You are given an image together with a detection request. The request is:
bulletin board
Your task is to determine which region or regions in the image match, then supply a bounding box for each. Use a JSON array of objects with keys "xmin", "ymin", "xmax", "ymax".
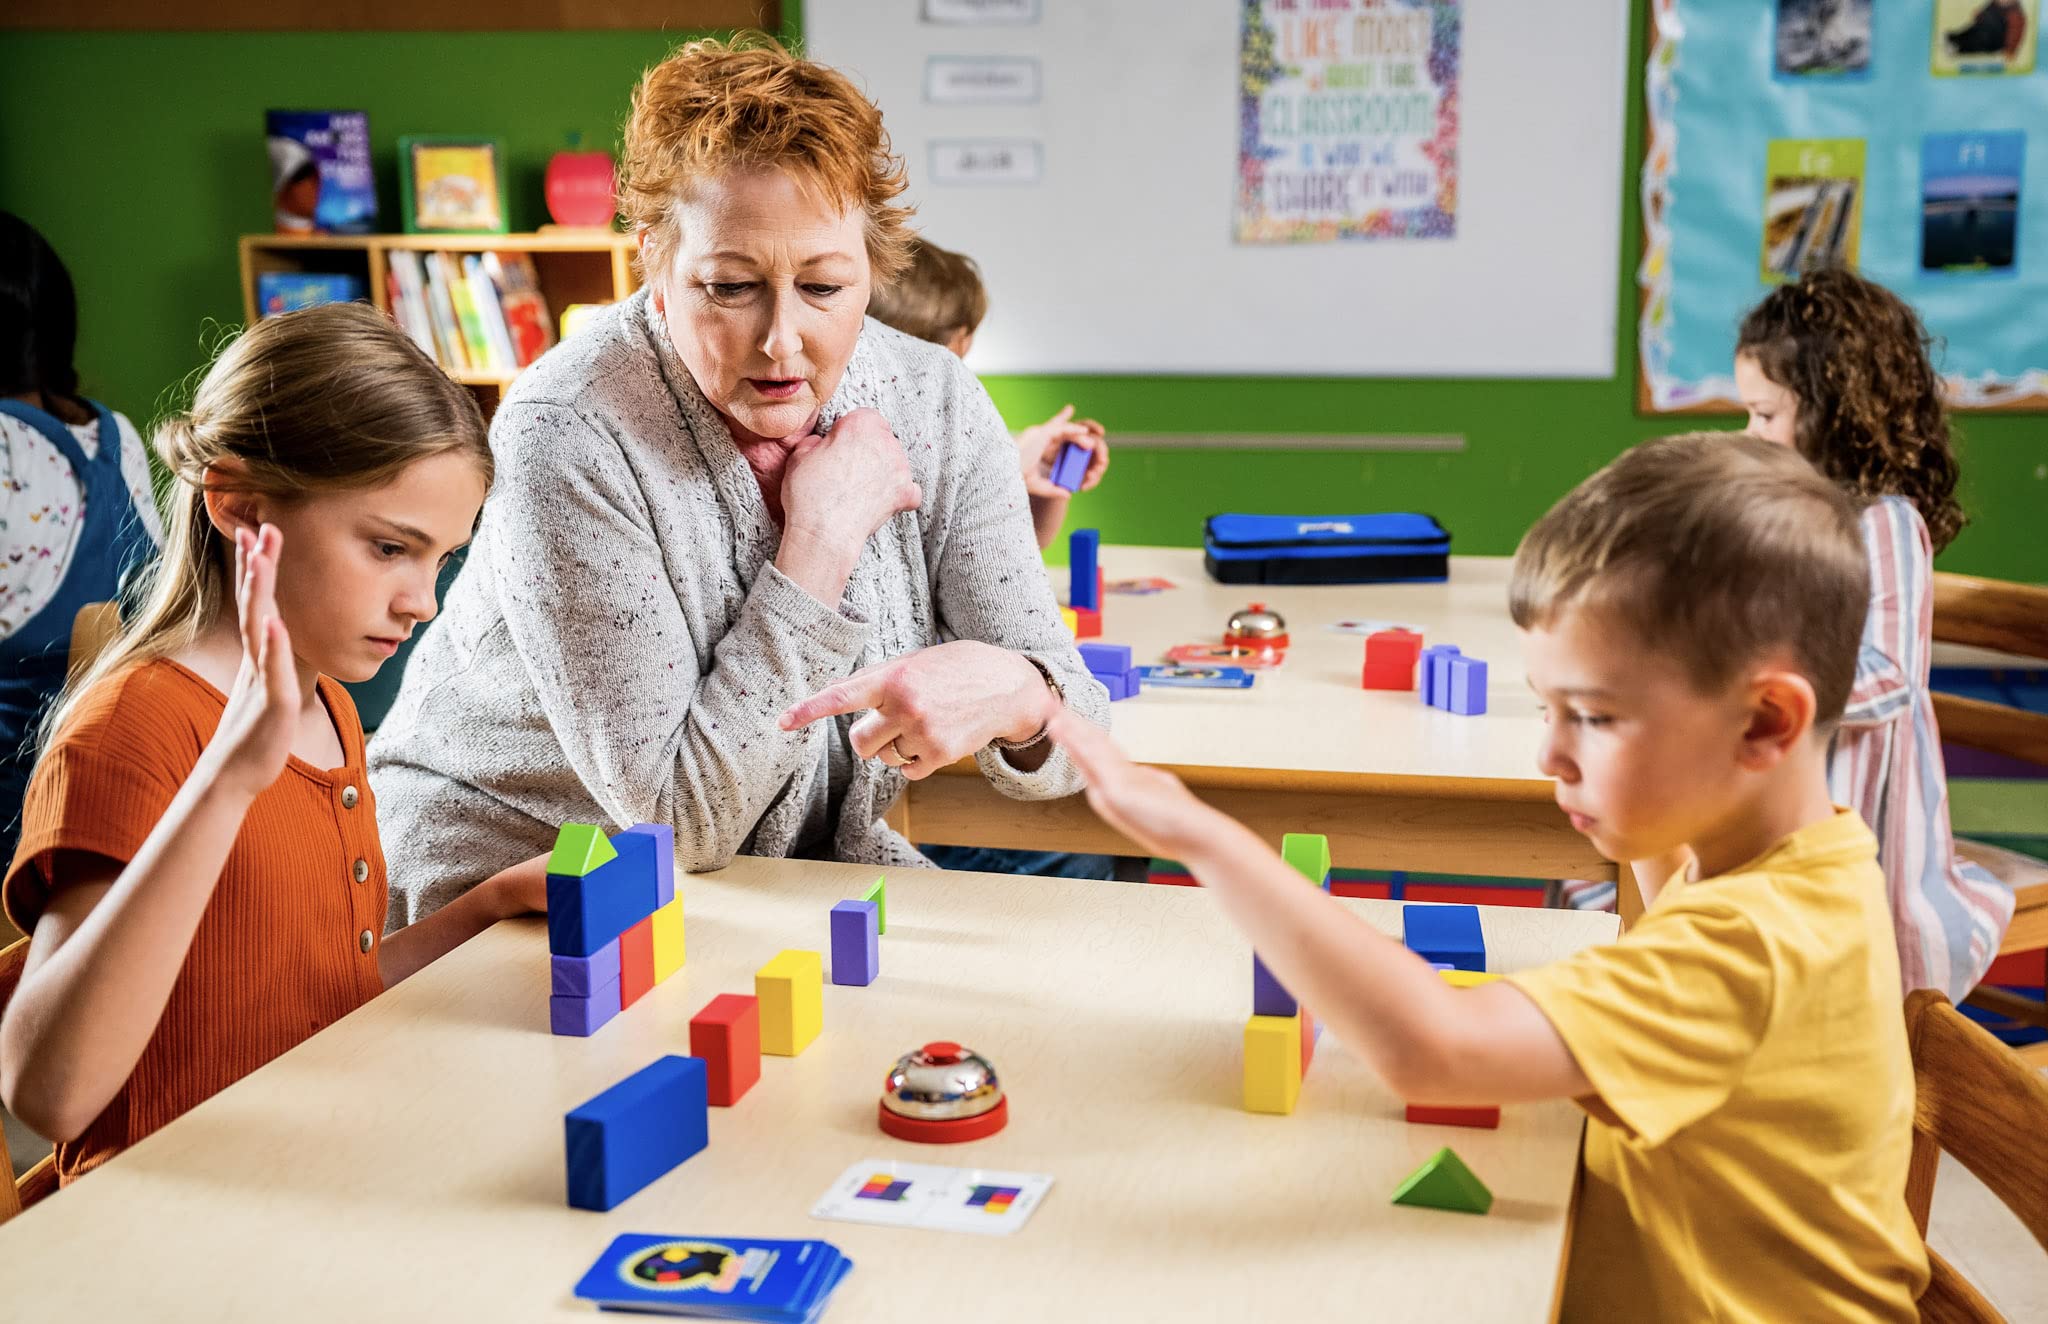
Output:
[{"xmin": 1639, "ymin": 0, "xmax": 2048, "ymax": 412}]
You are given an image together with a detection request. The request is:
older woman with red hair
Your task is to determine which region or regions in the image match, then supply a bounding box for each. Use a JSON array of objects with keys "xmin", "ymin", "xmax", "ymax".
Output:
[{"xmin": 371, "ymin": 37, "xmax": 1106, "ymax": 922}]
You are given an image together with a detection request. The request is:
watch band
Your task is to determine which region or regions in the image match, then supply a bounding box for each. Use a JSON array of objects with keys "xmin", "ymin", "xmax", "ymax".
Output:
[{"xmin": 990, "ymin": 654, "xmax": 1062, "ymax": 752}]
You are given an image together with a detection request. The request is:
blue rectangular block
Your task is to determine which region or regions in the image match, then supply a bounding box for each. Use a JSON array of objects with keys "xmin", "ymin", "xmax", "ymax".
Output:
[
  {"xmin": 551, "ymin": 980, "xmax": 622, "ymax": 1037},
  {"xmin": 1445, "ymin": 656, "xmax": 1488, "ymax": 716},
  {"xmin": 1050, "ymin": 442, "xmax": 1089, "ymax": 494},
  {"xmin": 553, "ymin": 939, "xmax": 622, "ymax": 997},
  {"xmin": 1403, "ymin": 903, "xmax": 1486, "ymax": 972},
  {"xmin": 548, "ymin": 834, "xmax": 662, "ymax": 958},
  {"xmin": 1420, "ymin": 644, "xmax": 1462, "ymax": 709},
  {"xmin": 1078, "ymin": 641, "xmax": 1131, "ymax": 676},
  {"xmin": 616, "ymin": 822, "xmax": 676, "ymax": 908},
  {"xmin": 1099, "ymin": 667, "xmax": 1140, "ymax": 702},
  {"xmin": 1252, "ymin": 953, "xmax": 1297, "ymax": 1017},
  {"xmin": 565, "ymin": 1055, "xmax": 709, "ymax": 1211},
  {"xmin": 830, "ymin": 899, "xmax": 880, "ymax": 987},
  {"xmin": 1069, "ymin": 527, "xmax": 1100, "ymax": 610}
]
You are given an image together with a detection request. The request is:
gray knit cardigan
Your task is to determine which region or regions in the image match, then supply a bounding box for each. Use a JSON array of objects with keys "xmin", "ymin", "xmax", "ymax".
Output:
[{"xmin": 367, "ymin": 290, "xmax": 1106, "ymax": 927}]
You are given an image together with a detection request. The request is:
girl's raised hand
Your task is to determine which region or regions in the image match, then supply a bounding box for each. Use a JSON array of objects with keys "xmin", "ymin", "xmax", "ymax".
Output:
[{"xmin": 208, "ymin": 525, "xmax": 302, "ymax": 799}]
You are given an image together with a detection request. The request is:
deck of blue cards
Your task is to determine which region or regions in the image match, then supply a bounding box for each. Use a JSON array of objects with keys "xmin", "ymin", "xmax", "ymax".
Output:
[{"xmin": 573, "ymin": 1234, "xmax": 852, "ymax": 1321}]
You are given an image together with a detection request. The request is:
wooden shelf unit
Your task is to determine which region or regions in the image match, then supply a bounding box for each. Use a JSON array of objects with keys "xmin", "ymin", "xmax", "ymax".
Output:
[{"xmin": 237, "ymin": 231, "xmax": 640, "ymax": 412}]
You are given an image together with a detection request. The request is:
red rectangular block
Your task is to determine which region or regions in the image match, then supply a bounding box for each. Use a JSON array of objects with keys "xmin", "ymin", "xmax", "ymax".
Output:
[
  {"xmin": 619, "ymin": 915, "xmax": 655, "ymax": 1008},
  {"xmin": 1362, "ymin": 629, "xmax": 1423, "ymax": 690},
  {"xmin": 1331, "ymin": 881, "xmax": 1394, "ymax": 900},
  {"xmin": 1406, "ymin": 1102, "xmax": 1501, "ymax": 1129},
  {"xmin": 691, "ymin": 993, "xmax": 762, "ymax": 1106},
  {"xmin": 1072, "ymin": 606, "xmax": 1101, "ymax": 638}
]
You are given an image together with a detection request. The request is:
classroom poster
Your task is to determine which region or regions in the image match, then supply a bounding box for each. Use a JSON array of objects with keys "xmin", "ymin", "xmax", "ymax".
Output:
[
  {"xmin": 1930, "ymin": 0, "xmax": 2039, "ymax": 76},
  {"xmin": 1235, "ymin": 0, "xmax": 1461, "ymax": 244},
  {"xmin": 1921, "ymin": 131, "xmax": 2024, "ymax": 273},
  {"xmin": 1761, "ymin": 138, "xmax": 1866, "ymax": 281}
]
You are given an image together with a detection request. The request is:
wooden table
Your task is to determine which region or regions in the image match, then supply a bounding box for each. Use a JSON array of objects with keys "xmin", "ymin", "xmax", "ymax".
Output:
[
  {"xmin": 902, "ymin": 547, "xmax": 1615, "ymax": 884},
  {"xmin": 0, "ymin": 857, "xmax": 1617, "ymax": 1322}
]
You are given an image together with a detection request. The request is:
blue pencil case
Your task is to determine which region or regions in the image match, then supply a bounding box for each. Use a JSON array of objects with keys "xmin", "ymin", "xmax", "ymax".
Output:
[{"xmin": 1203, "ymin": 513, "xmax": 1451, "ymax": 585}]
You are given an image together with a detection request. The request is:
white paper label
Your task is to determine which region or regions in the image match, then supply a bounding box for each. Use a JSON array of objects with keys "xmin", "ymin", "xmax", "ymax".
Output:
[
  {"xmin": 929, "ymin": 140, "xmax": 1044, "ymax": 186},
  {"xmin": 925, "ymin": 56, "xmax": 1042, "ymax": 104},
  {"xmin": 922, "ymin": 0, "xmax": 1040, "ymax": 24}
]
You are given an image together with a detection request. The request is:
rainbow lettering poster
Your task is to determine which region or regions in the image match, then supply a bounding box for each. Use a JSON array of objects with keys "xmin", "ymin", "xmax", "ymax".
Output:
[{"xmin": 1235, "ymin": 0, "xmax": 1460, "ymax": 245}]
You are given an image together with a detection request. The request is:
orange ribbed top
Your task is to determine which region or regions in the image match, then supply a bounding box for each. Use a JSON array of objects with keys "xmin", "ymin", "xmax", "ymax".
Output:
[{"xmin": 3, "ymin": 660, "xmax": 388, "ymax": 1184}]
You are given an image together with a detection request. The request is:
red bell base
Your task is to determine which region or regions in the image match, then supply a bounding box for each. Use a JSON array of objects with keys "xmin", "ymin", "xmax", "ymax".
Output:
[{"xmin": 877, "ymin": 1096, "xmax": 1010, "ymax": 1143}]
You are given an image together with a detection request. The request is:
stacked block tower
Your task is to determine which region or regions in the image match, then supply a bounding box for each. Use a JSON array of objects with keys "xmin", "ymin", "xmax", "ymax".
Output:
[{"xmin": 547, "ymin": 821, "xmax": 684, "ymax": 1037}]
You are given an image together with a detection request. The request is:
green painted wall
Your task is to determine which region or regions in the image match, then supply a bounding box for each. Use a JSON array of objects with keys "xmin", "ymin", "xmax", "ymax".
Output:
[{"xmin": 2, "ymin": 6, "xmax": 2041, "ymax": 579}]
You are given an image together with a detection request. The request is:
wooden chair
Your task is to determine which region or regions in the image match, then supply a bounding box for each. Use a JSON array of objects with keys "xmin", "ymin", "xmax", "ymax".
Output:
[
  {"xmin": 1930, "ymin": 572, "xmax": 2048, "ymax": 1064},
  {"xmin": 1904, "ymin": 989, "xmax": 2048, "ymax": 1323},
  {"xmin": 0, "ymin": 936, "xmax": 58, "ymax": 1224}
]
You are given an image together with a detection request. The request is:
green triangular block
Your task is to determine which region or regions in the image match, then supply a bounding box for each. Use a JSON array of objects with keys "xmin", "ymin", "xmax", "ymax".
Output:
[
  {"xmin": 547, "ymin": 823, "xmax": 617, "ymax": 878},
  {"xmin": 861, "ymin": 875, "xmax": 886, "ymax": 934},
  {"xmin": 1391, "ymin": 1146, "xmax": 1493, "ymax": 1215},
  {"xmin": 1281, "ymin": 833, "xmax": 1331, "ymax": 889}
]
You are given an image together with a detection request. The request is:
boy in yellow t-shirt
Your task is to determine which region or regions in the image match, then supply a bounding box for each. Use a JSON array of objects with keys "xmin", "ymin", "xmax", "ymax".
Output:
[{"xmin": 1048, "ymin": 433, "xmax": 1929, "ymax": 1322}]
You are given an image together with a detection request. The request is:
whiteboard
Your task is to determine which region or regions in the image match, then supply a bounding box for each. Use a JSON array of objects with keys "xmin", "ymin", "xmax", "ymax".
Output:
[{"xmin": 808, "ymin": 0, "xmax": 1630, "ymax": 377}]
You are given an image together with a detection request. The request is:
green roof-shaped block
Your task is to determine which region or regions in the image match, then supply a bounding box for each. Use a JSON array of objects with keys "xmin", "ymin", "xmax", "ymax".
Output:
[
  {"xmin": 1281, "ymin": 833, "xmax": 1331, "ymax": 889},
  {"xmin": 861, "ymin": 875, "xmax": 886, "ymax": 934},
  {"xmin": 548, "ymin": 823, "xmax": 617, "ymax": 878},
  {"xmin": 1391, "ymin": 1146, "xmax": 1493, "ymax": 1215}
]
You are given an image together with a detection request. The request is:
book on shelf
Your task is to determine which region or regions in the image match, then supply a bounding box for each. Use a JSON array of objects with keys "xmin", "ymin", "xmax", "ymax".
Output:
[
  {"xmin": 483, "ymin": 251, "xmax": 559, "ymax": 368},
  {"xmin": 462, "ymin": 254, "xmax": 520, "ymax": 375},
  {"xmin": 258, "ymin": 271, "xmax": 367, "ymax": 316},
  {"xmin": 384, "ymin": 250, "xmax": 438, "ymax": 358},
  {"xmin": 419, "ymin": 252, "xmax": 472, "ymax": 373}
]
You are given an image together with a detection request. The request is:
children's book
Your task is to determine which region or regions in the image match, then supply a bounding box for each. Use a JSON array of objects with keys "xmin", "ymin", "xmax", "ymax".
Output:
[
  {"xmin": 265, "ymin": 110, "xmax": 377, "ymax": 234},
  {"xmin": 483, "ymin": 251, "xmax": 558, "ymax": 368}
]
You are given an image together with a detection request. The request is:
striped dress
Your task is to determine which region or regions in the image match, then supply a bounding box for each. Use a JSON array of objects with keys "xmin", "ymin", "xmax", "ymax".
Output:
[{"xmin": 1831, "ymin": 497, "xmax": 2013, "ymax": 1002}]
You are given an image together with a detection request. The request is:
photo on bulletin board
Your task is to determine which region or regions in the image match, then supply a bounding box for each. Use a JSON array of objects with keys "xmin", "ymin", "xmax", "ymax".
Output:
[
  {"xmin": 1931, "ymin": 0, "xmax": 2038, "ymax": 76},
  {"xmin": 1775, "ymin": 0, "xmax": 1873, "ymax": 78},
  {"xmin": 1639, "ymin": 0, "xmax": 2048, "ymax": 412},
  {"xmin": 1921, "ymin": 131, "xmax": 2023, "ymax": 274},
  {"xmin": 399, "ymin": 136, "xmax": 509, "ymax": 234},
  {"xmin": 1761, "ymin": 138, "xmax": 1865, "ymax": 281}
]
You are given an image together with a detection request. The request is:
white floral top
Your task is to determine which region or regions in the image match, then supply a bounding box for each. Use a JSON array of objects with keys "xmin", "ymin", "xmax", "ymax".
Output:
[{"xmin": 0, "ymin": 405, "xmax": 164, "ymax": 637}]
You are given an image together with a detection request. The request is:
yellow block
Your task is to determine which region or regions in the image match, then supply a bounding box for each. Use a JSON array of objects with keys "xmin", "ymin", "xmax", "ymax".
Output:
[
  {"xmin": 1243, "ymin": 1014, "xmax": 1301, "ymax": 1115},
  {"xmin": 756, "ymin": 949, "xmax": 823, "ymax": 1056},
  {"xmin": 1060, "ymin": 606, "xmax": 1078, "ymax": 636},
  {"xmin": 650, "ymin": 898, "xmax": 685, "ymax": 984},
  {"xmin": 1439, "ymin": 969, "xmax": 1502, "ymax": 988}
]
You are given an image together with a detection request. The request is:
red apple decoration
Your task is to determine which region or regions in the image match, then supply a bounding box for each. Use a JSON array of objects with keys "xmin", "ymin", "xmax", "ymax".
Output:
[{"xmin": 545, "ymin": 151, "xmax": 617, "ymax": 228}]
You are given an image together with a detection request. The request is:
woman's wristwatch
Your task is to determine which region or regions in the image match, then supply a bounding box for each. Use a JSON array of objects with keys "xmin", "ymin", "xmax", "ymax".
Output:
[{"xmin": 990, "ymin": 654, "xmax": 1063, "ymax": 752}]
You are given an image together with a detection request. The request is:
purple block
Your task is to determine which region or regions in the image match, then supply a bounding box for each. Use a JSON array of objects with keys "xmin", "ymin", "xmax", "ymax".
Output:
[
  {"xmin": 1252, "ymin": 953, "xmax": 1297, "ymax": 1018},
  {"xmin": 1100, "ymin": 667, "xmax": 1140, "ymax": 702},
  {"xmin": 553, "ymin": 939, "xmax": 622, "ymax": 997},
  {"xmin": 1050, "ymin": 441, "xmax": 1089, "ymax": 493},
  {"xmin": 831, "ymin": 899, "xmax": 879, "ymax": 987},
  {"xmin": 618, "ymin": 822, "xmax": 676, "ymax": 908},
  {"xmin": 1446, "ymin": 656, "xmax": 1488, "ymax": 716},
  {"xmin": 1078, "ymin": 642, "xmax": 1132, "ymax": 675},
  {"xmin": 551, "ymin": 979, "xmax": 622, "ymax": 1037},
  {"xmin": 1069, "ymin": 528, "xmax": 1100, "ymax": 611},
  {"xmin": 1420, "ymin": 645, "xmax": 1462, "ymax": 709}
]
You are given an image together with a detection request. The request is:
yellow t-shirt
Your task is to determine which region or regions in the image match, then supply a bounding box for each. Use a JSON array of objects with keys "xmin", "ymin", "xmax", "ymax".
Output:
[{"xmin": 1508, "ymin": 810, "xmax": 1928, "ymax": 1323}]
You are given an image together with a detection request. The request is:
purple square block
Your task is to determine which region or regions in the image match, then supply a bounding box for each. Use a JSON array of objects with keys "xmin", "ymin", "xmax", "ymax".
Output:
[
  {"xmin": 1050, "ymin": 441, "xmax": 1089, "ymax": 493},
  {"xmin": 831, "ymin": 899, "xmax": 879, "ymax": 987},
  {"xmin": 1420, "ymin": 644, "xmax": 1462, "ymax": 708},
  {"xmin": 1446, "ymin": 656, "xmax": 1488, "ymax": 716},
  {"xmin": 552, "ymin": 939, "xmax": 622, "ymax": 997},
  {"xmin": 1253, "ymin": 953, "xmax": 1297, "ymax": 1018},
  {"xmin": 550, "ymin": 979, "xmax": 622, "ymax": 1037},
  {"xmin": 1078, "ymin": 642, "xmax": 1132, "ymax": 675}
]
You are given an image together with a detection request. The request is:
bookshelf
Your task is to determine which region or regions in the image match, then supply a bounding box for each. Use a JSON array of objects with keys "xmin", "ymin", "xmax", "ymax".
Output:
[{"xmin": 237, "ymin": 231, "xmax": 641, "ymax": 415}]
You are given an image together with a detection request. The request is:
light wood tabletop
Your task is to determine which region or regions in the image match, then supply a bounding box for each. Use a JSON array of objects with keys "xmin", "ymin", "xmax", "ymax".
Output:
[
  {"xmin": 902, "ymin": 547, "xmax": 1616, "ymax": 882},
  {"xmin": 0, "ymin": 856, "xmax": 1617, "ymax": 1322}
]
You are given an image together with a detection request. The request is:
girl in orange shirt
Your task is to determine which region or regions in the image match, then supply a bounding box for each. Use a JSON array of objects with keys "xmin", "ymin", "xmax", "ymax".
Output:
[{"xmin": 1, "ymin": 303, "xmax": 546, "ymax": 1181}]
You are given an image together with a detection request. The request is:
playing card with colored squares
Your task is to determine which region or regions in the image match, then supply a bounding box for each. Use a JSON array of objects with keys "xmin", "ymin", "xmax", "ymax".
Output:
[{"xmin": 809, "ymin": 1159, "xmax": 1053, "ymax": 1237}]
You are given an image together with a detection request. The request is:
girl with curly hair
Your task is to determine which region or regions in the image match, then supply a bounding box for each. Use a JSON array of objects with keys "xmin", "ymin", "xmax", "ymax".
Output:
[{"xmin": 1735, "ymin": 268, "xmax": 2012, "ymax": 1001}]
